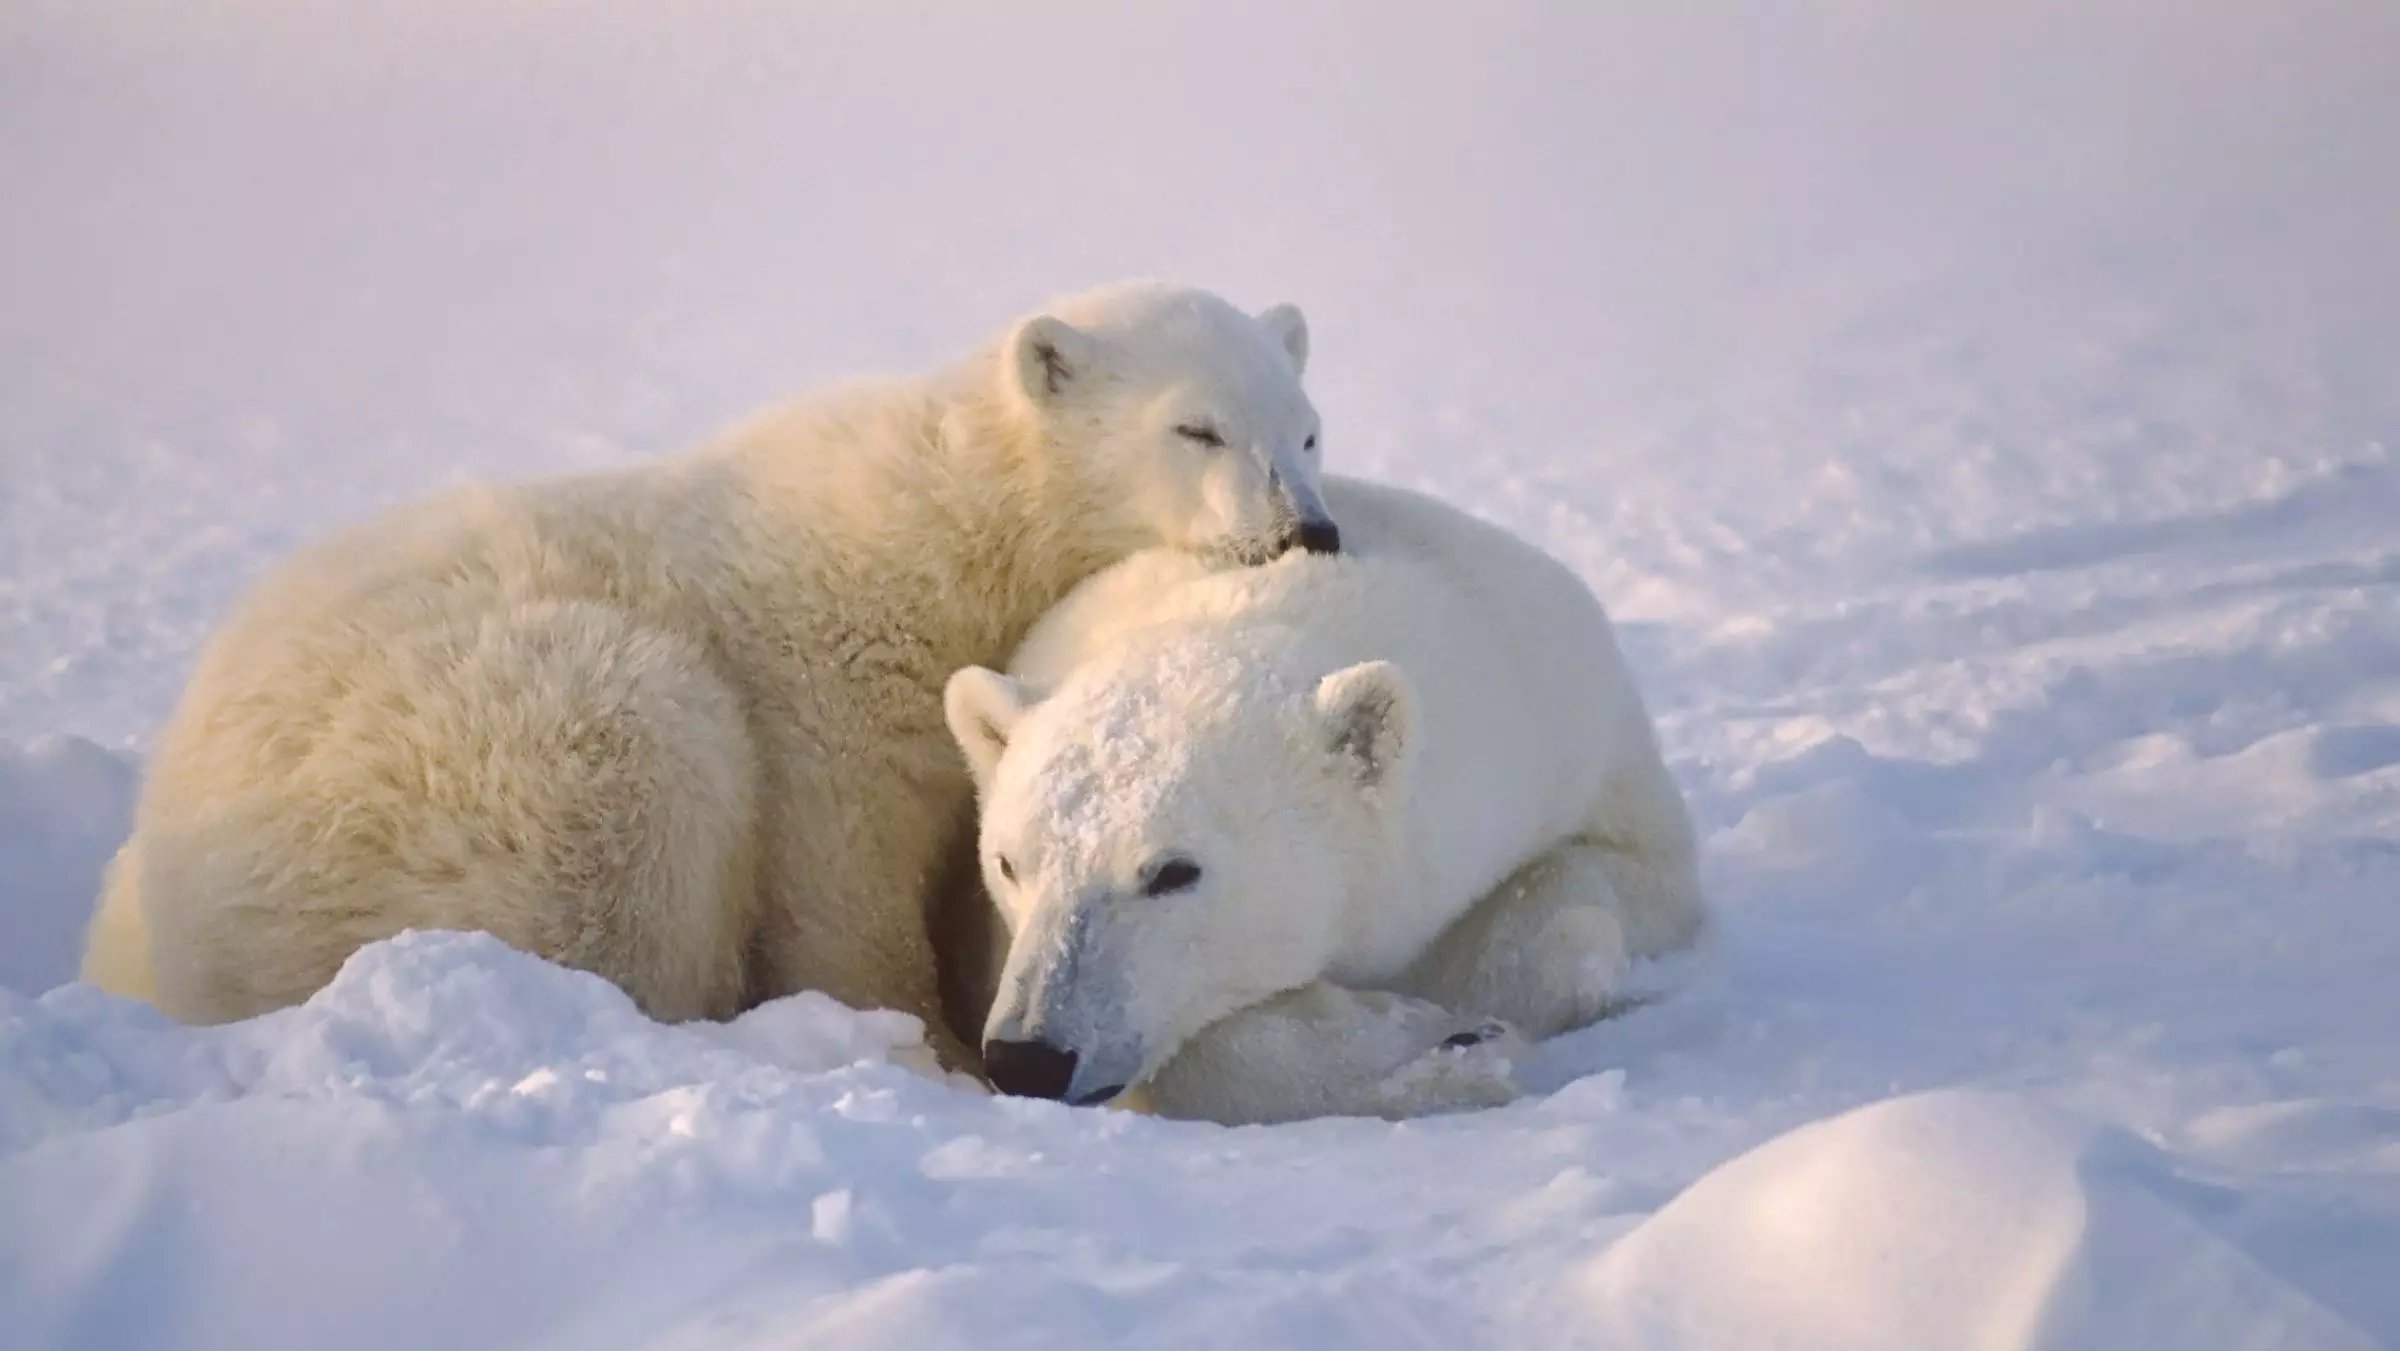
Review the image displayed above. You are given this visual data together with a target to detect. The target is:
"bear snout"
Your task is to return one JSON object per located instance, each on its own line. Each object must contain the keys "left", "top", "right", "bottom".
{"left": 1295, "top": 518, "right": 1342, "bottom": 556}
{"left": 983, "top": 1037, "right": 1081, "bottom": 1101}
{"left": 983, "top": 1037, "right": 1129, "bottom": 1106}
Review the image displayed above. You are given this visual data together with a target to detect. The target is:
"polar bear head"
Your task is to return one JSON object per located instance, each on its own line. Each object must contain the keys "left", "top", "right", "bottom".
{"left": 945, "top": 638, "right": 1417, "bottom": 1105}
{"left": 999, "top": 282, "right": 1337, "bottom": 564}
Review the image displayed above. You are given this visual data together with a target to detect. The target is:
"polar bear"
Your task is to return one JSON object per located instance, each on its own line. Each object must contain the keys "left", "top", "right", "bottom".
{"left": 942, "top": 476, "right": 1707, "bottom": 1123}
{"left": 81, "top": 281, "right": 1334, "bottom": 1070}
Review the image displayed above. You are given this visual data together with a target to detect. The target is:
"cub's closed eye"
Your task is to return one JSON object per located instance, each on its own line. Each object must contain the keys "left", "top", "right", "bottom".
{"left": 1143, "top": 857, "right": 1203, "bottom": 897}
{"left": 996, "top": 855, "right": 1017, "bottom": 884}
{"left": 1174, "top": 423, "right": 1225, "bottom": 448}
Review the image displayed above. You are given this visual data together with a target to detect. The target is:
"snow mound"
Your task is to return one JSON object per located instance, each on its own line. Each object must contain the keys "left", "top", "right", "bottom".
{"left": 1559, "top": 1089, "right": 2379, "bottom": 1351}
{"left": 0, "top": 931, "right": 950, "bottom": 1154}
{"left": 0, "top": 934, "right": 971, "bottom": 1351}
{"left": 0, "top": 736, "right": 134, "bottom": 995}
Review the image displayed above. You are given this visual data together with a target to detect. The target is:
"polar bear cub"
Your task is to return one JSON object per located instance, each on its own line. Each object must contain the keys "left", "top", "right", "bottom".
{"left": 944, "top": 476, "right": 1708, "bottom": 1124}
{"left": 84, "top": 281, "right": 1333, "bottom": 1072}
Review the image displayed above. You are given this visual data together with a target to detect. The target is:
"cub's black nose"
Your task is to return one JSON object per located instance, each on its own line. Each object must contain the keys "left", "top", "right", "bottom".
{"left": 1296, "top": 519, "right": 1342, "bottom": 555}
{"left": 983, "top": 1037, "right": 1079, "bottom": 1101}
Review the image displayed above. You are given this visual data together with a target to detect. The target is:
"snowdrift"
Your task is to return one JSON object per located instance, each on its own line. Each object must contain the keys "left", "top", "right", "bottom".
{"left": 1560, "top": 1091, "right": 2378, "bottom": 1350}
{"left": 3, "top": 936, "right": 2391, "bottom": 1350}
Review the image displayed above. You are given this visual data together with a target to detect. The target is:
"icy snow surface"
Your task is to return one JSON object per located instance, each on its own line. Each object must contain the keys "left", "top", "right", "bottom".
{"left": 4, "top": 2, "right": 2399, "bottom": 1347}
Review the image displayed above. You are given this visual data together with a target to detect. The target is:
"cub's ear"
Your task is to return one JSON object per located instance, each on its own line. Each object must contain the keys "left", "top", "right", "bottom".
{"left": 1313, "top": 660, "right": 1416, "bottom": 799}
{"left": 946, "top": 666, "right": 1035, "bottom": 792}
{"left": 1257, "top": 302, "right": 1308, "bottom": 376}
{"left": 1005, "top": 313, "right": 1097, "bottom": 413}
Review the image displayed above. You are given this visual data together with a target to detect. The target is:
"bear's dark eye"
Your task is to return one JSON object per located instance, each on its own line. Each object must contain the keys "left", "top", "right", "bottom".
{"left": 1303, "top": 432, "right": 1318, "bottom": 452}
{"left": 996, "top": 855, "right": 1017, "bottom": 884}
{"left": 1143, "top": 857, "right": 1203, "bottom": 897}
{"left": 1174, "top": 423, "right": 1225, "bottom": 448}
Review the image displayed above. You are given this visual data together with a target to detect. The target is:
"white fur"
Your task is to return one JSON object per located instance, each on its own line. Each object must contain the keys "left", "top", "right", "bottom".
{"left": 80, "top": 281, "right": 1326, "bottom": 1071}
{"left": 946, "top": 477, "right": 1707, "bottom": 1122}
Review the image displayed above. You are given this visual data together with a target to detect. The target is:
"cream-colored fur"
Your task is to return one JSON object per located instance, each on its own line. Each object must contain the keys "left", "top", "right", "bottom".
{"left": 80, "top": 282, "right": 1330, "bottom": 1068}
{"left": 946, "top": 477, "right": 1707, "bottom": 1122}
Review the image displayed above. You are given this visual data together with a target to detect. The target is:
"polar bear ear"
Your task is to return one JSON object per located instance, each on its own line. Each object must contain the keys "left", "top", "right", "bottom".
{"left": 1314, "top": 661, "right": 1415, "bottom": 798}
{"left": 1006, "top": 314, "right": 1098, "bottom": 413}
{"left": 1257, "top": 303, "right": 1309, "bottom": 376}
{"left": 946, "top": 666, "right": 1035, "bottom": 792}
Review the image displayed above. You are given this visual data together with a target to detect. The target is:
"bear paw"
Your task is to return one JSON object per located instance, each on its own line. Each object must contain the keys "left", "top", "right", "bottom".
{"left": 1374, "top": 1017, "right": 1529, "bottom": 1119}
{"left": 1441, "top": 1019, "right": 1513, "bottom": 1049}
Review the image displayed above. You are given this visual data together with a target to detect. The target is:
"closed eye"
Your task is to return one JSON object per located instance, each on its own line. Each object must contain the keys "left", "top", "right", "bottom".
{"left": 1143, "top": 856, "right": 1203, "bottom": 897}
{"left": 1174, "top": 423, "right": 1226, "bottom": 448}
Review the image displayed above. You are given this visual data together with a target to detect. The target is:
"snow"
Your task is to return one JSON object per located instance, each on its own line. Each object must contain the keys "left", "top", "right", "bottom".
{"left": 0, "top": 738, "right": 136, "bottom": 997}
{"left": 4, "top": 1, "right": 2399, "bottom": 1347}
{"left": 1567, "top": 1090, "right": 2385, "bottom": 1350}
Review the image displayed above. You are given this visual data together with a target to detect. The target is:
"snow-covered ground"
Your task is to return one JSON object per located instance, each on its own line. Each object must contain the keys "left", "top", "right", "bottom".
{"left": 5, "top": 3, "right": 2398, "bottom": 1346}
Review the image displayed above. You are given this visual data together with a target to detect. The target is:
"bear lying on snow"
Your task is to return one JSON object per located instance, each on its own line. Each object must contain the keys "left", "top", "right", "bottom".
{"left": 81, "top": 281, "right": 1332, "bottom": 1071}
{"left": 944, "top": 476, "right": 1708, "bottom": 1124}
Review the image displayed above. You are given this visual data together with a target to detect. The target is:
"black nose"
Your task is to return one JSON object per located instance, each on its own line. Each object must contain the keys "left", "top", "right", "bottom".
{"left": 983, "top": 1037, "right": 1079, "bottom": 1100}
{"left": 1296, "top": 519, "right": 1341, "bottom": 555}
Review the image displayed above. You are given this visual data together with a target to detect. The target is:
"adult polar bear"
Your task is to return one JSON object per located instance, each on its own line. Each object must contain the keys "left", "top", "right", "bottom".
{"left": 80, "top": 282, "right": 1334, "bottom": 1070}
{"left": 944, "top": 477, "right": 1707, "bottom": 1124}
